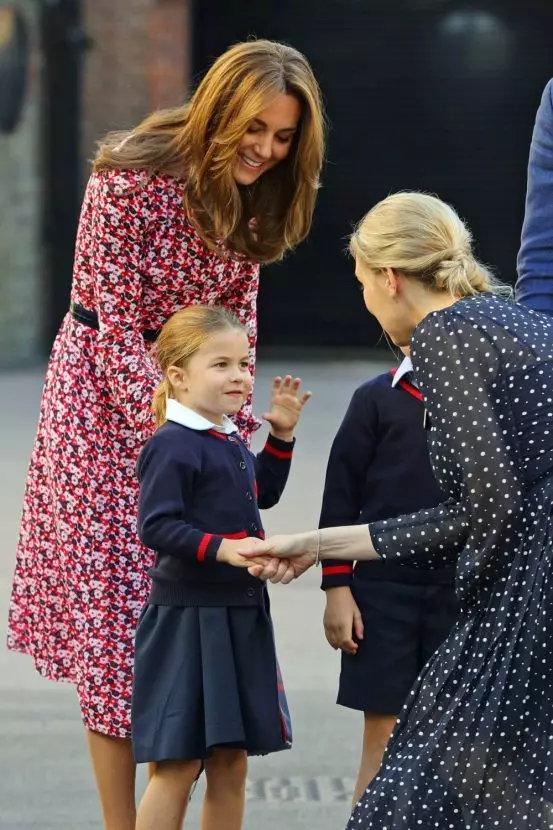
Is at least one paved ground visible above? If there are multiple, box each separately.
[0,357,389,829]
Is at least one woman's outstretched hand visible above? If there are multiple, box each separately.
[238,534,317,584]
[248,553,315,584]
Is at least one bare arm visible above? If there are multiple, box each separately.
[243,525,379,584]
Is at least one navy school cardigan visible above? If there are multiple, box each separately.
[137,407,294,607]
[319,367,456,590]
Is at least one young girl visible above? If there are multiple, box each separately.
[319,345,458,804]
[132,304,310,830]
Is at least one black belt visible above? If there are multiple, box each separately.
[70,302,159,343]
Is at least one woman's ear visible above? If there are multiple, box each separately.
[383,267,400,297]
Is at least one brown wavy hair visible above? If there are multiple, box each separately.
[94,39,326,264]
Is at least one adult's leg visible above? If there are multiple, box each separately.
[86,729,137,830]
[136,759,202,830]
[352,712,397,805]
[201,748,248,830]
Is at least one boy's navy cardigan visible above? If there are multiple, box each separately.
[320,366,456,590]
[137,404,294,608]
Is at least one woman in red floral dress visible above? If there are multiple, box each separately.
[6,39,325,830]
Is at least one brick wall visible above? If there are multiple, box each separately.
[0,0,192,368]
[82,0,192,167]
[0,0,41,368]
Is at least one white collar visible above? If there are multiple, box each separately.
[391,356,414,387]
[165,398,238,435]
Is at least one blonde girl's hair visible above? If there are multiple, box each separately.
[94,39,326,265]
[350,192,512,298]
[152,305,246,426]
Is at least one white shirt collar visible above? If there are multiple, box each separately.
[165,398,238,435]
[391,356,414,387]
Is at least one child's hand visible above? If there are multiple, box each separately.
[323,586,364,655]
[262,376,312,441]
[217,537,267,569]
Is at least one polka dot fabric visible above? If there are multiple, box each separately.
[6,169,260,738]
[350,294,553,828]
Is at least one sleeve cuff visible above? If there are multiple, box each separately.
[263,434,296,459]
[321,563,354,590]
[196,533,224,563]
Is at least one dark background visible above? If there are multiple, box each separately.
[195,0,553,350]
[42,0,553,352]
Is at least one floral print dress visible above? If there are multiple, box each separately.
[7,169,260,737]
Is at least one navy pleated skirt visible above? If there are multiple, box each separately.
[131,597,292,763]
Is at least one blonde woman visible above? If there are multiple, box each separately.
[244,192,553,827]
[7,39,325,830]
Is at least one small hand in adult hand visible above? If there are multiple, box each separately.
[247,554,314,584]
[238,535,316,584]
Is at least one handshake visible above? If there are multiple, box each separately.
[215,533,317,584]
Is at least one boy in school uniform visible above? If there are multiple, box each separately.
[319,349,458,804]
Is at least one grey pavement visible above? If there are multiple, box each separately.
[0,358,389,829]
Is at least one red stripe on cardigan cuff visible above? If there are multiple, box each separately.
[264,434,295,458]
[264,442,293,460]
[220,530,265,540]
[321,565,354,575]
[198,531,265,560]
[196,533,222,563]
[197,534,213,562]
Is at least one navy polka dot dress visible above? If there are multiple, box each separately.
[349,294,553,829]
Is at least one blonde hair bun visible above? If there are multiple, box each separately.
[350,192,511,299]
[434,250,495,297]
